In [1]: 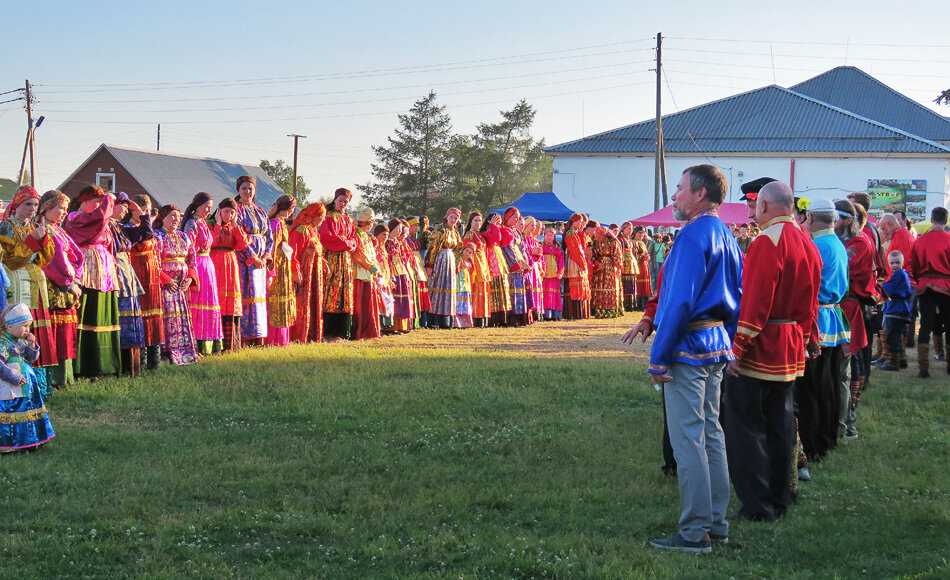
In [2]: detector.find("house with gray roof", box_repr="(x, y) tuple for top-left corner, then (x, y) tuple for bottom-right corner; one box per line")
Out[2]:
(58, 144), (284, 210)
(546, 66), (950, 224)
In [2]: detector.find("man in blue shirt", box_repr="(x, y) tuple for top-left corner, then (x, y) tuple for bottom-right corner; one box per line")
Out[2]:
(623, 164), (742, 553)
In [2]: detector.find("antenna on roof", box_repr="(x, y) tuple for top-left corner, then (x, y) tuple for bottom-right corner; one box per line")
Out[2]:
(770, 47), (777, 83)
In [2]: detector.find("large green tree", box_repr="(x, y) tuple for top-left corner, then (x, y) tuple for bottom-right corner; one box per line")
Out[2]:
(447, 99), (552, 212)
(260, 159), (311, 204)
(359, 91), (454, 218)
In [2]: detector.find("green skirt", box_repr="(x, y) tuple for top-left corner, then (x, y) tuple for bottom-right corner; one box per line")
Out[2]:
(76, 288), (121, 376)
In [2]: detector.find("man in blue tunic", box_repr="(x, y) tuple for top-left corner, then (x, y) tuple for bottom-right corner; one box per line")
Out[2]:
(624, 164), (742, 553)
(797, 198), (851, 463)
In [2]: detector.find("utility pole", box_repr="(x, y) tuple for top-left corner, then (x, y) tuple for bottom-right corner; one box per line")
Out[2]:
(287, 133), (307, 199)
(653, 33), (668, 210)
(157, 124), (161, 151)
(18, 79), (33, 186)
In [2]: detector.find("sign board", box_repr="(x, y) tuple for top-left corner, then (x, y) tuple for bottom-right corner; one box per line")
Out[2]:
(867, 179), (927, 221)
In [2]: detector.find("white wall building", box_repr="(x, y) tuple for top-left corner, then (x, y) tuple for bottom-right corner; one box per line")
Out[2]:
(547, 67), (950, 224)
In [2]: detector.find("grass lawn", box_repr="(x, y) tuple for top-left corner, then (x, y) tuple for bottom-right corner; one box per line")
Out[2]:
(1, 313), (948, 578)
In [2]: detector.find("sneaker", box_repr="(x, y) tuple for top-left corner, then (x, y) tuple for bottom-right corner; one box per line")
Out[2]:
(845, 431), (859, 439)
(650, 533), (712, 554)
(709, 532), (729, 544)
(797, 467), (812, 481)
(934, 354), (946, 361)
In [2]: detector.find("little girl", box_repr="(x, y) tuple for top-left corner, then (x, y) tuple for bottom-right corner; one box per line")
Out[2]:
(0, 303), (55, 452)
(455, 242), (475, 329)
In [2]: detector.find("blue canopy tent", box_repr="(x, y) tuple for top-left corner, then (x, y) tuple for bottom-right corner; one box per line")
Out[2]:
(490, 191), (575, 221)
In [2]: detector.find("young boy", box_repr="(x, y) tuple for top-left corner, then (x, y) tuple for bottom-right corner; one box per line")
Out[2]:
(877, 251), (913, 371)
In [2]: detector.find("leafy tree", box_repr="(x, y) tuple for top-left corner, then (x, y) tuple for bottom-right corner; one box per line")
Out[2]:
(359, 91), (454, 218)
(936, 89), (950, 106)
(260, 159), (311, 204)
(447, 99), (552, 212)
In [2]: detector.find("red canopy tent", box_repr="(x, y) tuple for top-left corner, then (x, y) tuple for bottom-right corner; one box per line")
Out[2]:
(629, 203), (753, 227)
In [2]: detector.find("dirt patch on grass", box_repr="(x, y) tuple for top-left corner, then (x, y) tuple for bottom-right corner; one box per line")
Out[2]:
(367, 312), (650, 361)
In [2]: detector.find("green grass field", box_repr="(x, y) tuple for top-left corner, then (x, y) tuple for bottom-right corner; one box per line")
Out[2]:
(2, 315), (948, 578)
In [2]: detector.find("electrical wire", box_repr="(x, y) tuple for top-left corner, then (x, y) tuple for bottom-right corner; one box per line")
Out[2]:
(38, 69), (652, 114)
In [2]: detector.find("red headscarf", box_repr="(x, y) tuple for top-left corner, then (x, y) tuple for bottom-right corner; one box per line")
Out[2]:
(290, 202), (327, 231)
(503, 207), (521, 224)
(2, 186), (40, 222)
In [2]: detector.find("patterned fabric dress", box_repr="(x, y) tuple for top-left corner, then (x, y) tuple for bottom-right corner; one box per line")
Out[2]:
(463, 231), (491, 326)
(375, 241), (394, 330)
(210, 223), (249, 351)
(0, 333), (54, 452)
(64, 196), (121, 376)
(351, 228), (382, 340)
(266, 218), (295, 346)
(405, 236), (430, 328)
(109, 219), (146, 375)
(236, 200), (272, 341)
(289, 223), (324, 343)
(563, 230), (591, 320)
(619, 235), (638, 312)
(500, 226), (531, 326)
(386, 238), (414, 332)
(522, 234), (545, 317)
(455, 260), (474, 328)
(481, 224), (511, 326)
(319, 210), (358, 339)
(127, 221), (165, 347)
(633, 238), (653, 302)
(184, 218), (223, 353)
(41, 223), (83, 385)
(425, 224), (461, 328)
(0, 217), (57, 373)
(155, 228), (198, 365)
(542, 242), (565, 320)
(591, 235), (624, 319)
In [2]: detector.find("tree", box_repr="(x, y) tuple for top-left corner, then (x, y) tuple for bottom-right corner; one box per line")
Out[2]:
(359, 91), (454, 218)
(446, 100), (552, 212)
(936, 89), (950, 106)
(260, 159), (311, 204)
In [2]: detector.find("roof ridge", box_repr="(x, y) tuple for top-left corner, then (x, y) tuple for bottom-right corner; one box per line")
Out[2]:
(103, 143), (258, 168)
(792, 66), (950, 127)
(778, 86), (950, 152)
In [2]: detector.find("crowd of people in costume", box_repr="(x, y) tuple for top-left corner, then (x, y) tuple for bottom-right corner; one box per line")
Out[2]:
(0, 177), (670, 452)
(625, 167), (950, 554)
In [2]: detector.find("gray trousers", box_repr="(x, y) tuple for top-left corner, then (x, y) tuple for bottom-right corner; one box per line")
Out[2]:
(665, 362), (730, 542)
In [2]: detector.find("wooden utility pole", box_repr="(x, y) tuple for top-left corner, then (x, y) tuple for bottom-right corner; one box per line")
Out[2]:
(157, 124), (161, 151)
(653, 33), (668, 210)
(287, 134), (307, 199)
(17, 80), (33, 186)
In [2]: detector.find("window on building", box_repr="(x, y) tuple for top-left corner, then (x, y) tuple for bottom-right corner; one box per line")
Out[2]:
(95, 172), (115, 192)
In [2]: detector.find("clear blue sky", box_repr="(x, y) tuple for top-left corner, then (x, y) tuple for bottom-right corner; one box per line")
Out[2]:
(2, 0), (947, 199)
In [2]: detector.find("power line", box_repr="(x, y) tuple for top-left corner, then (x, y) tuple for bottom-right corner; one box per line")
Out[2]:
(667, 36), (950, 49)
(38, 69), (652, 115)
(36, 43), (655, 93)
(0, 88), (23, 97)
(50, 80), (653, 125)
(0, 97), (24, 105)
(40, 61), (648, 105)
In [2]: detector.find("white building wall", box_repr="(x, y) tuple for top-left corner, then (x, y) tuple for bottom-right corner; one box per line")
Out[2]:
(552, 154), (950, 224)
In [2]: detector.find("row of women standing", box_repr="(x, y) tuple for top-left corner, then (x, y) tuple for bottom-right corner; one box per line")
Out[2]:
(0, 180), (659, 392)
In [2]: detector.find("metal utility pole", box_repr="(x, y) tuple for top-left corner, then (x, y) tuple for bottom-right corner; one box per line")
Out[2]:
(157, 124), (161, 151)
(287, 134), (307, 198)
(18, 80), (34, 186)
(653, 33), (668, 210)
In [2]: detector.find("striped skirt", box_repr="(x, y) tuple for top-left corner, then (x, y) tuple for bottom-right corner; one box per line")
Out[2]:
(508, 272), (527, 315)
(428, 249), (457, 316)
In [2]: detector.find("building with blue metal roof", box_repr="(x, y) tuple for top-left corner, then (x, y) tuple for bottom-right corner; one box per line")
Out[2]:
(546, 67), (950, 224)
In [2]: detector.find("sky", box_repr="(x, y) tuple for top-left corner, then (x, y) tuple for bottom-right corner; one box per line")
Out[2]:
(2, 0), (948, 201)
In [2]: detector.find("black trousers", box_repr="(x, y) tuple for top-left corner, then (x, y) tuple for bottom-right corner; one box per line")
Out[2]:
(918, 290), (950, 345)
(661, 384), (676, 471)
(722, 374), (795, 521)
(794, 346), (843, 462)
